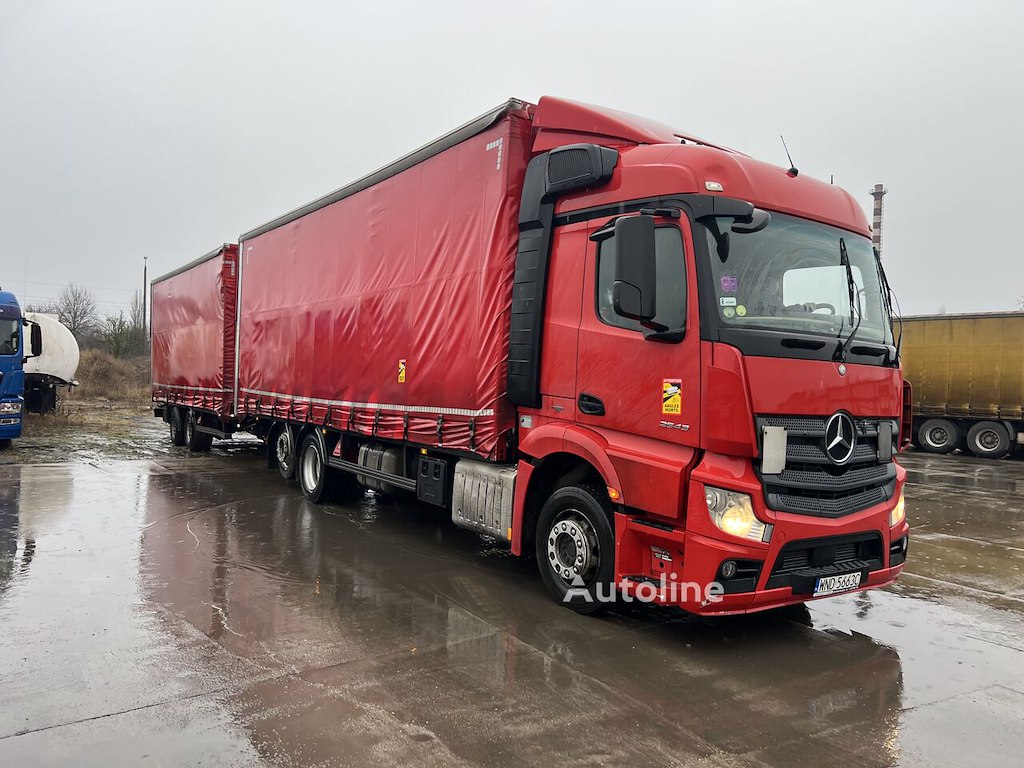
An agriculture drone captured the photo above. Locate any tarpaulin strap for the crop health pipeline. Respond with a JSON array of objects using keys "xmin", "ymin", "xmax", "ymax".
[
  {"xmin": 372, "ymin": 410, "xmax": 381, "ymax": 438},
  {"xmin": 469, "ymin": 418, "xmax": 476, "ymax": 451},
  {"xmin": 322, "ymin": 404, "xmax": 332, "ymax": 428},
  {"xmin": 402, "ymin": 413, "xmax": 409, "ymax": 442},
  {"xmin": 271, "ymin": 401, "xmax": 278, "ymax": 418},
  {"xmin": 436, "ymin": 415, "xmax": 444, "ymax": 447},
  {"xmin": 348, "ymin": 408, "xmax": 355, "ymax": 434},
  {"xmin": 288, "ymin": 401, "xmax": 296, "ymax": 421}
]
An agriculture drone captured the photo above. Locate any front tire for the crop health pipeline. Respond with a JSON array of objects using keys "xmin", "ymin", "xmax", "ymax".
[
  {"xmin": 918, "ymin": 418, "xmax": 958, "ymax": 454},
  {"xmin": 966, "ymin": 421, "xmax": 1011, "ymax": 459},
  {"xmin": 535, "ymin": 484, "xmax": 616, "ymax": 615}
]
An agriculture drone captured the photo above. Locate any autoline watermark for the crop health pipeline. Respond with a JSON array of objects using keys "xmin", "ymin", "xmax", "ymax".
[{"xmin": 564, "ymin": 573, "xmax": 725, "ymax": 605}]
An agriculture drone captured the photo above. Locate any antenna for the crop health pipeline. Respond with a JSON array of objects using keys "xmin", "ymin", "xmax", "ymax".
[{"xmin": 780, "ymin": 135, "xmax": 798, "ymax": 177}]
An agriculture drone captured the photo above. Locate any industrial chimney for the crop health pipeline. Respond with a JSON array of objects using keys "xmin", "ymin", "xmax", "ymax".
[{"xmin": 870, "ymin": 184, "xmax": 887, "ymax": 257}]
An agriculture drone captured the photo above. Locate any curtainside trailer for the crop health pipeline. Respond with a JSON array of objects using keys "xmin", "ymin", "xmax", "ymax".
[
  {"xmin": 152, "ymin": 96, "xmax": 910, "ymax": 615},
  {"xmin": 901, "ymin": 312, "xmax": 1024, "ymax": 458}
]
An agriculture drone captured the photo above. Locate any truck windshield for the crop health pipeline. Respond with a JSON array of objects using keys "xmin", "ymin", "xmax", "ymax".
[
  {"xmin": 700, "ymin": 212, "xmax": 893, "ymax": 345},
  {"xmin": 0, "ymin": 319, "xmax": 19, "ymax": 355}
]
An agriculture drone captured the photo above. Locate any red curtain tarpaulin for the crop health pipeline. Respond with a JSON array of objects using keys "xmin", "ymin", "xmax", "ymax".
[{"xmin": 235, "ymin": 112, "xmax": 533, "ymax": 460}]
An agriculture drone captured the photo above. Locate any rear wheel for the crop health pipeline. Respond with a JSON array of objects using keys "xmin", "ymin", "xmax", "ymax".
[
  {"xmin": 918, "ymin": 418, "xmax": 958, "ymax": 454},
  {"xmin": 169, "ymin": 407, "xmax": 186, "ymax": 446},
  {"xmin": 274, "ymin": 426, "xmax": 297, "ymax": 480},
  {"xmin": 966, "ymin": 421, "xmax": 1011, "ymax": 459},
  {"xmin": 298, "ymin": 433, "xmax": 333, "ymax": 504},
  {"xmin": 535, "ymin": 484, "xmax": 616, "ymax": 615},
  {"xmin": 185, "ymin": 411, "xmax": 213, "ymax": 452}
]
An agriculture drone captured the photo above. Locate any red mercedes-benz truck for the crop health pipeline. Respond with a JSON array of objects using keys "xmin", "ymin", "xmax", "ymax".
[{"xmin": 152, "ymin": 97, "xmax": 909, "ymax": 615}]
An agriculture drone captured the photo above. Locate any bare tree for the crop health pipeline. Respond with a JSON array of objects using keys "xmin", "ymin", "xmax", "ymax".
[
  {"xmin": 101, "ymin": 311, "xmax": 134, "ymax": 358},
  {"xmin": 128, "ymin": 289, "xmax": 148, "ymax": 354},
  {"xmin": 24, "ymin": 300, "xmax": 59, "ymax": 315},
  {"xmin": 54, "ymin": 284, "xmax": 99, "ymax": 340}
]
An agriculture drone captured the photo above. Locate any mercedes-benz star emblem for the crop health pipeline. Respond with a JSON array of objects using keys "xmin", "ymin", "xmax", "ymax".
[{"xmin": 824, "ymin": 412, "xmax": 856, "ymax": 465}]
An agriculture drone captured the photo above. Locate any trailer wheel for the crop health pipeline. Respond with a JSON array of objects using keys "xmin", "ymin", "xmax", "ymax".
[
  {"xmin": 535, "ymin": 484, "xmax": 615, "ymax": 615},
  {"xmin": 274, "ymin": 426, "xmax": 297, "ymax": 480},
  {"xmin": 169, "ymin": 407, "xmax": 186, "ymax": 446},
  {"xmin": 966, "ymin": 421, "xmax": 1011, "ymax": 459},
  {"xmin": 298, "ymin": 433, "xmax": 334, "ymax": 504},
  {"xmin": 185, "ymin": 411, "xmax": 213, "ymax": 453},
  {"xmin": 918, "ymin": 418, "xmax": 958, "ymax": 454}
]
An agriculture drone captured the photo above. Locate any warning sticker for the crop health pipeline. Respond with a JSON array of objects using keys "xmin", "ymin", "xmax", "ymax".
[
  {"xmin": 662, "ymin": 379, "xmax": 682, "ymax": 414},
  {"xmin": 398, "ymin": 359, "xmax": 407, "ymax": 383}
]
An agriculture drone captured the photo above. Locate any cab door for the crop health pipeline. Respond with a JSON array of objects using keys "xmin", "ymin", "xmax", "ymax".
[{"xmin": 574, "ymin": 214, "xmax": 702, "ymax": 449}]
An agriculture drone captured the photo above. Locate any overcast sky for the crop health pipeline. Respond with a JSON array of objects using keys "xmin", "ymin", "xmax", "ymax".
[{"xmin": 1, "ymin": 0, "xmax": 1022, "ymax": 317}]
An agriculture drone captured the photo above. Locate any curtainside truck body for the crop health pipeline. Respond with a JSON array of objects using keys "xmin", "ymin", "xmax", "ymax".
[
  {"xmin": 152, "ymin": 97, "xmax": 909, "ymax": 615},
  {"xmin": 902, "ymin": 312, "xmax": 1024, "ymax": 458}
]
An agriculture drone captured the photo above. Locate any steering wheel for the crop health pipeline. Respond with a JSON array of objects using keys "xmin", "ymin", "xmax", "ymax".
[{"xmin": 785, "ymin": 302, "xmax": 836, "ymax": 314}]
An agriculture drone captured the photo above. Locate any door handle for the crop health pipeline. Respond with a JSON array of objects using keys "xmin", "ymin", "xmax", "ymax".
[{"xmin": 578, "ymin": 392, "xmax": 605, "ymax": 416}]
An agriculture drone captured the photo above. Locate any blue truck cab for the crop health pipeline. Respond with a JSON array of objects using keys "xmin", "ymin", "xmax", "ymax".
[{"xmin": 0, "ymin": 290, "xmax": 40, "ymax": 444}]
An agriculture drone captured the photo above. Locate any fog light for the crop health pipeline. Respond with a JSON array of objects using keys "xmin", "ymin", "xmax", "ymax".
[
  {"xmin": 704, "ymin": 486, "xmax": 770, "ymax": 543},
  {"xmin": 890, "ymin": 492, "xmax": 906, "ymax": 528},
  {"xmin": 721, "ymin": 560, "xmax": 738, "ymax": 579}
]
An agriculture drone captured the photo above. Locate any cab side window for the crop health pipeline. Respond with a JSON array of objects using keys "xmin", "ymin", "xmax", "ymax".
[{"xmin": 596, "ymin": 226, "xmax": 686, "ymax": 332}]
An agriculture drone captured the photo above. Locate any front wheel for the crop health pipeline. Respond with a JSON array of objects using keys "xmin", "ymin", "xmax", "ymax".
[{"xmin": 535, "ymin": 484, "xmax": 616, "ymax": 615}]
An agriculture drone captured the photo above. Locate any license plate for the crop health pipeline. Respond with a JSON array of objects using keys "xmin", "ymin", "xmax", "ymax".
[{"xmin": 813, "ymin": 571, "xmax": 863, "ymax": 597}]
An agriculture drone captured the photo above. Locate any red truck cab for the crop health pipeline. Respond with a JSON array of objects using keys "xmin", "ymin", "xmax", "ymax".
[{"xmin": 508, "ymin": 98, "xmax": 908, "ymax": 614}]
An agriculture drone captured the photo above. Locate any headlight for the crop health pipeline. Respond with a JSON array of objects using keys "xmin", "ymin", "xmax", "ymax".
[
  {"xmin": 704, "ymin": 486, "xmax": 771, "ymax": 543},
  {"xmin": 890, "ymin": 492, "xmax": 906, "ymax": 527},
  {"xmin": 0, "ymin": 401, "xmax": 22, "ymax": 414}
]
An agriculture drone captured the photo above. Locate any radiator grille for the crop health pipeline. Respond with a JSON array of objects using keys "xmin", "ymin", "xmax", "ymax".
[{"xmin": 757, "ymin": 415, "xmax": 898, "ymax": 517}]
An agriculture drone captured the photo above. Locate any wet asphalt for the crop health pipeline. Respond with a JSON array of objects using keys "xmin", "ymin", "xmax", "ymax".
[{"xmin": 1, "ymin": 444, "xmax": 1023, "ymax": 767}]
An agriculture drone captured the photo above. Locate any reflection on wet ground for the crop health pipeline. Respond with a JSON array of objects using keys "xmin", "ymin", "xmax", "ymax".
[{"xmin": 1, "ymin": 447, "xmax": 1022, "ymax": 766}]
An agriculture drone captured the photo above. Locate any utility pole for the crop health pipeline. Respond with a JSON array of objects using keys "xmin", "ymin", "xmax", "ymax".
[{"xmin": 142, "ymin": 255, "xmax": 148, "ymax": 336}]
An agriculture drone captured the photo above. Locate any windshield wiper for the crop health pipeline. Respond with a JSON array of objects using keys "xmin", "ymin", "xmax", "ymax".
[{"xmin": 834, "ymin": 238, "xmax": 863, "ymax": 362}]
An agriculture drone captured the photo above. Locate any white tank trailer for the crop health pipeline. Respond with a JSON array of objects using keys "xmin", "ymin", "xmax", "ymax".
[{"xmin": 23, "ymin": 312, "xmax": 79, "ymax": 413}]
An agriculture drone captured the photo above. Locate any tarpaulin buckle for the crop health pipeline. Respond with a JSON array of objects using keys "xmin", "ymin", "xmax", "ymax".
[
  {"xmin": 348, "ymin": 408, "xmax": 355, "ymax": 434},
  {"xmin": 322, "ymin": 405, "xmax": 332, "ymax": 428},
  {"xmin": 372, "ymin": 410, "xmax": 381, "ymax": 438},
  {"xmin": 436, "ymin": 415, "xmax": 444, "ymax": 447},
  {"xmin": 469, "ymin": 417, "xmax": 476, "ymax": 451},
  {"xmin": 402, "ymin": 413, "xmax": 409, "ymax": 442}
]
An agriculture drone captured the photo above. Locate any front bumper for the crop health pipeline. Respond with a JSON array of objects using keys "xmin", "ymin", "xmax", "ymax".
[{"xmin": 612, "ymin": 456, "xmax": 909, "ymax": 615}]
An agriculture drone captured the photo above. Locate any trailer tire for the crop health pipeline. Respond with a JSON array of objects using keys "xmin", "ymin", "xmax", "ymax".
[
  {"xmin": 169, "ymin": 407, "xmax": 186, "ymax": 446},
  {"xmin": 273, "ymin": 425, "xmax": 297, "ymax": 480},
  {"xmin": 966, "ymin": 421, "xmax": 1011, "ymax": 459},
  {"xmin": 185, "ymin": 411, "xmax": 213, "ymax": 453},
  {"xmin": 535, "ymin": 484, "xmax": 616, "ymax": 615},
  {"xmin": 298, "ymin": 433, "xmax": 334, "ymax": 504},
  {"xmin": 918, "ymin": 418, "xmax": 958, "ymax": 454}
]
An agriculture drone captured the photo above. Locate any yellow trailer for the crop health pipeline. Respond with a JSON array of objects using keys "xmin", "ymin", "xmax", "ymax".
[{"xmin": 901, "ymin": 312, "xmax": 1024, "ymax": 458}]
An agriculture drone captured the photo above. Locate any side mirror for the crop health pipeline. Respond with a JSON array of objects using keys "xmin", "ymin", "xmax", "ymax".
[
  {"xmin": 30, "ymin": 321, "xmax": 42, "ymax": 357},
  {"xmin": 610, "ymin": 215, "xmax": 657, "ymax": 323}
]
